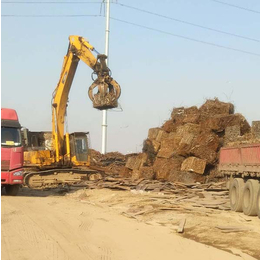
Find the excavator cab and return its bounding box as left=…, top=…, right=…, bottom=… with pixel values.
left=69, top=132, right=90, bottom=166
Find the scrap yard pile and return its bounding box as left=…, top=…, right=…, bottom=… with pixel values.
left=90, top=150, right=127, bottom=175
left=121, top=98, right=259, bottom=183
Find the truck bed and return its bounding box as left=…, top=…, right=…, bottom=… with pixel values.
left=219, top=143, right=260, bottom=177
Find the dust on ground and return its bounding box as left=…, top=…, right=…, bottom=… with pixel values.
left=2, top=186, right=258, bottom=260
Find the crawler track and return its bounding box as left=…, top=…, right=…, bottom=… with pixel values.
left=24, top=168, right=101, bottom=189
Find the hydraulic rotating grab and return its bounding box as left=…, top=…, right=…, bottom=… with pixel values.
left=67, top=35, right=121, bottom=110
left=88, top=54, right=121, bottom=110
left=51, top=35, right=122, bottom=164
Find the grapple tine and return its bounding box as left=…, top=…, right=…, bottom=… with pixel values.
left=88, top=75, right=121, bottom=110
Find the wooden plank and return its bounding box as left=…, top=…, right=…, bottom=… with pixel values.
left=177, top=219, right=186, bottom=233
left=216, top=225, right=251, bottom=232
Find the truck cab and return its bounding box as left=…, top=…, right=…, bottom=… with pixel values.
left=1, top=108, right=23, bottom=195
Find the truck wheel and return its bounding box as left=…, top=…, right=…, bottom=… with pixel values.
left=229, top=178, right=244, bottom=212
left=242, top=179, right=259, bottom=216
left=5, top=185, right=20, bottom=196
left=257, top=185, right=260, bottom=219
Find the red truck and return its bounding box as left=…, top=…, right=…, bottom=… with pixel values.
left=219, top=143, right=260, bottom=218
left=1, top=108, right=23, bottom=195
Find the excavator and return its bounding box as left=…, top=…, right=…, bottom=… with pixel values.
left=22, top=35, right=121, bottom=189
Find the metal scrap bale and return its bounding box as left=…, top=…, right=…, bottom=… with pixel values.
left=157, top=125, right=200, bottom=158
left=184, top=106, right=199, bottom=115
left=224, top=125, right=241, bottom=144
left=199, top=98, right=234, bottom=116
left=181, top=157, right=206, bottom=174
left=201, top=114, right=250, bottom=135
left=171, top=107, right=185, bottom=121
left=190, top=145, right=217, bottom=165
left=119, top=167, right=132, bottom=178
left=125, top=153, right=148, bottom=170
left=139, top=166, right=155, bottom=180
left=176, top=123, right=201, bottom=136
left=148, top=128, right=160, bottom=140
left=157, top=136, right=182, bottom=158
left=131, top=169, right=142, bottom=180
left=175, top=134, right=195, bottom=157
left=193, top=131, right=220, bottom=152
left=151, top=140, right=161, bottom=153
left=142, top=139, right=158, bottom=165
left=252, top=121, right=260, bottom=139
left=156, top=129, right=169, bottom=142
left=153, top=157, right=184, bottom=180
left=125, top=156, right=137, bottom=170
left=167, top=170, right=206, bottom=183
left=183, top=114, right=200, bottom=124
left=162, top=119, right=178, bottom=133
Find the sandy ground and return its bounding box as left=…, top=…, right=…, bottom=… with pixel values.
left=1, top=187, right=259, bottom=260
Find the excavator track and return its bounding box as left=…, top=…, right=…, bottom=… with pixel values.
left=23, top=168, right=102, bottom=189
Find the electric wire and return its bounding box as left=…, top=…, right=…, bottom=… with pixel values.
left=2, top=13, right=259, bottom=57
left=3, top=1, right=259, bottom=43
left=110, top=17, right=260, bottom=57
left=210, top=0, right=260, bottom=14
left=1, top=1, right=102, bottom=3
left=2, top=14, right=100, bottom=17
left=113, top=2, right=260, bottom=43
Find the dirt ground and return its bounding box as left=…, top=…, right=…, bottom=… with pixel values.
left=1, top=186, right=260, bottom=260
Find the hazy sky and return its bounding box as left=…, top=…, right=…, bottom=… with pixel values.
left=2, top=0, right=260, bottom=154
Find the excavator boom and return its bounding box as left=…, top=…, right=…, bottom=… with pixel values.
left=52, top=35, right=121, bottom=162
left=23, top=35, right=121, bottom=188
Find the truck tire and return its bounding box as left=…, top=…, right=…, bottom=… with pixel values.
left=5, top=185, right=20, bottom=196
left=242, top=179, right=259, bottom=216
left=257, top=185, right=260, bottom=219
left=229, top=178, right=244, bottom=212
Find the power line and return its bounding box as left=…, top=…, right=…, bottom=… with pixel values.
left=2, top=14, right=100, bottom=17
left=2, top=13, right=259, bottom=57
left=210, top=0, right=260, bottom=14
left=3, top=1, right=259, bottom=43
left=113, top=2, right=260, bottom=43
left=110, top=17, right=260, bottom=58
left=2, top=1, right=102, bottom=3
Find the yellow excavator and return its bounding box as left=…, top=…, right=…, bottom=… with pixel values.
left=23, top=35, right=121, bottom=189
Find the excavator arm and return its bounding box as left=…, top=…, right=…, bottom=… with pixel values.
left=52, top=35, right=121, bottom=163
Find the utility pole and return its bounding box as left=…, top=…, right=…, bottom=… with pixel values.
left=101, top=0, right=110, bottom=154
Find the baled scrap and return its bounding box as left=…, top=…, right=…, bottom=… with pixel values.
left=153, top=157, right=184, bottom=180
left=139, top=167, right=155, bottom=180
left=199, top=98, right=234, bottom=116
left=125, top=153, right=148, bottom=170
left=157, top=137, right=182, bottom=158
left=131, top=169, right=141, bottom=180
left=176, top=123, right=201, bottom=136
left=181, top=157, right=206, bottom=174
left=148, top=128, right=160, bottom=140
left=190, top=145, right=217, bottom=165
left=252, top=121, right=260, bottom=139
left=201, top=114, right=250, bottom=135
left=193, top=132, right=219, bottom=152
left=155, top=129, right=169, bottom=142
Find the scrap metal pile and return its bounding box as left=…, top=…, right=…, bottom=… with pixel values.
left=122, top=98, right=260, bottom=183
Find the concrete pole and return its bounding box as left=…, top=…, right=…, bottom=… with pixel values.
left=101, top=0, right=110, bottom=154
